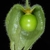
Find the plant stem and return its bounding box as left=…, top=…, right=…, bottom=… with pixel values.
left=25, top=0, right=30, bottom=9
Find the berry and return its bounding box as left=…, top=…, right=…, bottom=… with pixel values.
left=20, top=14, right=37, bottom=32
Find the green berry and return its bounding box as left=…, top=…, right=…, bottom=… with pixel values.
left=20, top=13, right=37, bottom=32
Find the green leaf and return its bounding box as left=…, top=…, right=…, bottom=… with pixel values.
left=5, top=4, right=24, bottom=50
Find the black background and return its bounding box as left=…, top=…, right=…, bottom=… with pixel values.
left=0, top=0, right=50, bottom=50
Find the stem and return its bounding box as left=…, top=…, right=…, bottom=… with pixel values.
left=25, top=0, right=30, bottom=9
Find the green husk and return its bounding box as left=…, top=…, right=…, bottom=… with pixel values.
left=5, top=0, right=45, bottom=50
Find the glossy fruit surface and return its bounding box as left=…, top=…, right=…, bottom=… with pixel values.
left=20, top=14, right=37, bottom=32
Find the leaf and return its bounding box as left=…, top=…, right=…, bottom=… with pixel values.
left=5, top=4, right=24, bottom=50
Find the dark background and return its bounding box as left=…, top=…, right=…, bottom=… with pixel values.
left=0, top=0, right=50, bottom=50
